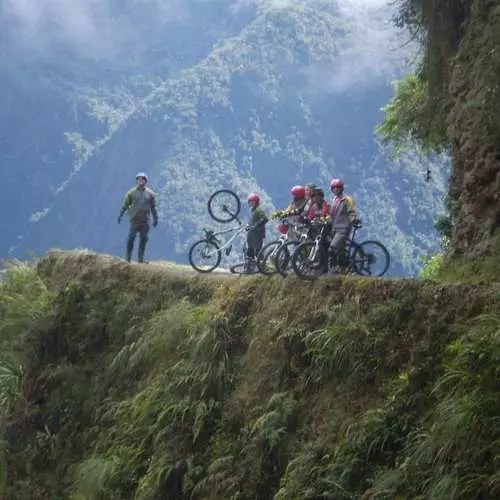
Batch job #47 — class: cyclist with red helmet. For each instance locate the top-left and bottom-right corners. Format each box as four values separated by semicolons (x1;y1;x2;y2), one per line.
286;185;308;215
271;185;307;219
245;193;269;271
329;178;356;267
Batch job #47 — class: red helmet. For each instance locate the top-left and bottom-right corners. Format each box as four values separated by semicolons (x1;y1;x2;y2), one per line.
291;185;306;199
278;223;288;234
247;193;260;204
330;178;344;190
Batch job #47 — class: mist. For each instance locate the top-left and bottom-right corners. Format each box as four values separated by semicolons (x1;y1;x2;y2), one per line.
303;0;416;94
1;0;414;91
1;0;190;59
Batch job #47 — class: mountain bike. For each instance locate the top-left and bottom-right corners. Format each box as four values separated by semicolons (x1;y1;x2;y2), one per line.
256;218;310;275
256;218;292;275
188;189;245;273
291;218;390;280
273;221;319;276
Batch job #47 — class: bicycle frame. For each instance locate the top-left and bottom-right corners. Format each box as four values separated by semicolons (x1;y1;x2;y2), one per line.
307;223;330;262
201;224;246;257
344;224;361;255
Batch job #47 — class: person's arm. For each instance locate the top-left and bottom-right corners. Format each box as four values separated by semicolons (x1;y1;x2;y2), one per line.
118;189;134;220
150;191;159;227
346;196;356;223
248;209;268;230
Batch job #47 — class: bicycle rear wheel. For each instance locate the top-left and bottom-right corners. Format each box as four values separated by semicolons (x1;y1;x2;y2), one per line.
352;240;390;277
188;239;222;273
257;240;283;275
207;189;241;223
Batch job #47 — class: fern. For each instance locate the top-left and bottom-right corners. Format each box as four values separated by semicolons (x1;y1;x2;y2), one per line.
0;353;21;417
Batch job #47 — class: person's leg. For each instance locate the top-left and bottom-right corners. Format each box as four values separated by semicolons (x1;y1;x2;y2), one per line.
247;237;263;271
254;238;264;257
245;233;256;271
138;224;150;263
126;226;137;262
329;230;348;268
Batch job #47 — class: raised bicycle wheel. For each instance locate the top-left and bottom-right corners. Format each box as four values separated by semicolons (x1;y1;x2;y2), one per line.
274;240;299;276
188;239;222;273
352;240;390;277
291;241;328;280
207;189;241;223
256;240;283;275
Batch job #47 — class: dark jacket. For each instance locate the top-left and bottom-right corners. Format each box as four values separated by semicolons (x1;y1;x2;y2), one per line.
247;206;268;240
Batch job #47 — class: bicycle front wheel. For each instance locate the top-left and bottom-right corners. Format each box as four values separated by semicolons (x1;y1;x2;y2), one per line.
291;241;327;280
275;240;299;276
352;240;390;277
257;240;283;275
188;239;222;273
207;189;241;223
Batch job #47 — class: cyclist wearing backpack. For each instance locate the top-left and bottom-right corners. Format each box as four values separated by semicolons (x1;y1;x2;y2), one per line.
245;193;269;271
329;178;356;267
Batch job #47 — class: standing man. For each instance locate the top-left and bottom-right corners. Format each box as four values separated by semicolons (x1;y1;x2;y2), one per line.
118;172;158;263
329;178;356;268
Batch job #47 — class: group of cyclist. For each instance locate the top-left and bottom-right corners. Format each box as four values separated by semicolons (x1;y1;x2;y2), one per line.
244;179;356;272
118;172;356;272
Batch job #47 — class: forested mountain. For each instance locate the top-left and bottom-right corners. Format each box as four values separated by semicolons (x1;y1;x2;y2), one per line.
1;0;449;275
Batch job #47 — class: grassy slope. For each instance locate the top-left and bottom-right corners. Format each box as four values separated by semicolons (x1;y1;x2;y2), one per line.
2;250;500;499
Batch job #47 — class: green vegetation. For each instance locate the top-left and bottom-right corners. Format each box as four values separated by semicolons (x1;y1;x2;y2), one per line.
376;72;448;156
377;0;468;155
1;250;500;499
377;0;500;259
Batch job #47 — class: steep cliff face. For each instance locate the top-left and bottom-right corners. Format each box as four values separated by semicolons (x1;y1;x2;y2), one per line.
393;0;500;258
2;251;500;499
447;1;500;256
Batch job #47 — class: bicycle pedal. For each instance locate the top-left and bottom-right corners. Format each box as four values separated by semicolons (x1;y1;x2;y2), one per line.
225;245;232;256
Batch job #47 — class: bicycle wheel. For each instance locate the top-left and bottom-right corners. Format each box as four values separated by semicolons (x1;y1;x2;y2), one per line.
188;239;222;273
291;241;327;280
230;262;260;275
256;240;283;275
275;240;299;276
207;189;241;223
352;240;390;277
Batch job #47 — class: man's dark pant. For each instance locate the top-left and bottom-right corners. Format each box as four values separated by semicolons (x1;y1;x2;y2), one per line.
329;228;350;267
246;233;264;270
126;223;149;263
